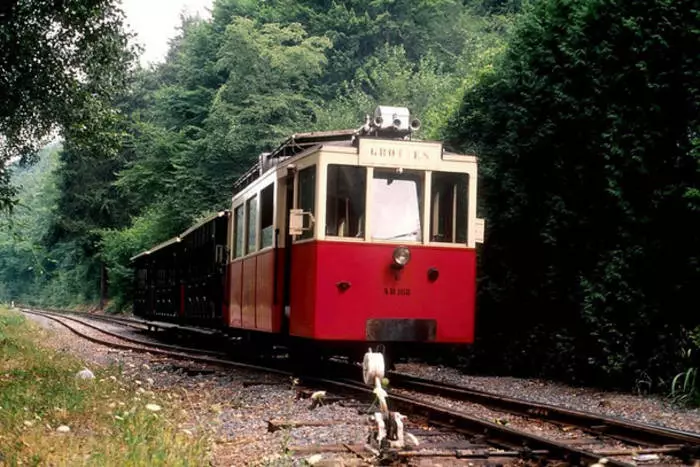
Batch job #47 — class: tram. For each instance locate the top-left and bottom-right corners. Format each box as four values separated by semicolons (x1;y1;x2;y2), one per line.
132;105;484;364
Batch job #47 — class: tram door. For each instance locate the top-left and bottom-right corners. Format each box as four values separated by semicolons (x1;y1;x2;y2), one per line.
281;174;294;335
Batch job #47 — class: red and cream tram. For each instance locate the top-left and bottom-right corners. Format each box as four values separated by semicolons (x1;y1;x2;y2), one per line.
132;106;484;363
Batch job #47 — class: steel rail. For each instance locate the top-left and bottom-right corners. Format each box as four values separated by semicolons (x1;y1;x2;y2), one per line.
388;371;700;459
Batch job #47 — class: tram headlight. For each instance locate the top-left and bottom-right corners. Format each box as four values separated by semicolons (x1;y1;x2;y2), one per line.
392;246;411;266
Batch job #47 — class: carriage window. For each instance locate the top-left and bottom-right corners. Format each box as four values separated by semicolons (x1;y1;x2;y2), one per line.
297;165;316;240
233;205;244;258
371;170;423;242
246;195;258;253
431;172;469;244
137;268;147;287
326;165;366;238
260;184;274;249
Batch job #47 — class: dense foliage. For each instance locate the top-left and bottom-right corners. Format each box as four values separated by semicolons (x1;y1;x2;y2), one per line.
0;145;61;302
1;0;698;395
0;0;136;211
447;0;700;391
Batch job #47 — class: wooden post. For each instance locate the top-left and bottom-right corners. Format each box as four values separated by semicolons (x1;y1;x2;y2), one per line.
99;262;108;310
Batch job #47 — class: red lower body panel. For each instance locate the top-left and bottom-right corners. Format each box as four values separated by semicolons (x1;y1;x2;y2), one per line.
289;241;476;343
227;249;282;332
228;261;243;327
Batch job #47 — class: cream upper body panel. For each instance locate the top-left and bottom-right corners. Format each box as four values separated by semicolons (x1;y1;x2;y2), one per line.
229;134;483;257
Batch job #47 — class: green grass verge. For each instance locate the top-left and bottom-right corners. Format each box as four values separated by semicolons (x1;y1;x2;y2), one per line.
0;306;208;466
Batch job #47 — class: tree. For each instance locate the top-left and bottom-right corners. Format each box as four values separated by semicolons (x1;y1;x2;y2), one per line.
210;17;331;156
449;0;700;387
0;0;136;210
0;144;61;303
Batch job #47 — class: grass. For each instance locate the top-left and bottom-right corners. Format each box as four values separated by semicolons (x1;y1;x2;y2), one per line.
0;306;209;466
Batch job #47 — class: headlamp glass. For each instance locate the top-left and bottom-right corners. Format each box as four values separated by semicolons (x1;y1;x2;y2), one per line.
392;246;411;266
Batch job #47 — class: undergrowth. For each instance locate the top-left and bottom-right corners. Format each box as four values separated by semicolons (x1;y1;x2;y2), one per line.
0;306;209;465
670;327;700;407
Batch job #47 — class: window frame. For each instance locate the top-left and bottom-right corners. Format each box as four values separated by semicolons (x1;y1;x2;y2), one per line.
245;194;258;255
232;203;245;259
429;171;470;245
259;183;275;250
293;163;318;243
230;170;279;260
368;168;426;245
324;164;367;240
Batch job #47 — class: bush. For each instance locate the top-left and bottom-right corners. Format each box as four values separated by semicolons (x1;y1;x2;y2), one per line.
449;0;700;390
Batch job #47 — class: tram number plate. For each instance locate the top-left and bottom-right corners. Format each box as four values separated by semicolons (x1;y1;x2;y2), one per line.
384;287;411;296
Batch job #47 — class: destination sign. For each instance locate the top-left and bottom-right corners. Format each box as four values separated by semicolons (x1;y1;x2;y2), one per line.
358;138;443;168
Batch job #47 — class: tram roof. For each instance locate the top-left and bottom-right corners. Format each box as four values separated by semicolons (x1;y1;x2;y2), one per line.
130;210;230;262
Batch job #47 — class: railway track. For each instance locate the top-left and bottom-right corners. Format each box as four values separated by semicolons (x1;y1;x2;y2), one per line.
19;305;202;334
21;308;228;358
20;308;286;376
19;307;700;466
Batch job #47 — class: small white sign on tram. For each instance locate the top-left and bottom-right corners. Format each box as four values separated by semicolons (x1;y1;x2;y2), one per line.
289;208;315;236
474;218;485;244
358;138;443;169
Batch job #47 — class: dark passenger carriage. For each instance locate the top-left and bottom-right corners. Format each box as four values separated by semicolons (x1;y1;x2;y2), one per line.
179;211;230;327
132;237;180;321
131;211;230;326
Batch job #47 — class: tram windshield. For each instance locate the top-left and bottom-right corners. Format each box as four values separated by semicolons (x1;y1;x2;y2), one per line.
370;170;423;242
322;165;469;244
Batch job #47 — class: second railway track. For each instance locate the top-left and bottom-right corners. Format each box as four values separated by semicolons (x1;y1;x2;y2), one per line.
386;372;700;460
21;308;229;358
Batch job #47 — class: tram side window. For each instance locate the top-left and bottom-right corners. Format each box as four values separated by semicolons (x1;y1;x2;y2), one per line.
326;165;366;238
260;184;274;249
233;205;244;258
430;172;469;244
297;165;316;240
246;195;258;253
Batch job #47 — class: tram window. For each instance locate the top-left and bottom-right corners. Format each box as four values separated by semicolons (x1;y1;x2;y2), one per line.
430;172;469;244
233;205;244;258
326;165;366;238
371;170;423;242
298;165;316;240
246;195;258;253
260;184;274;249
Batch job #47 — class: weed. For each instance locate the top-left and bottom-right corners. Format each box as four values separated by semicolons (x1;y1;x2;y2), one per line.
0;307;209;466
669;327;700;406
670;349;700;406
